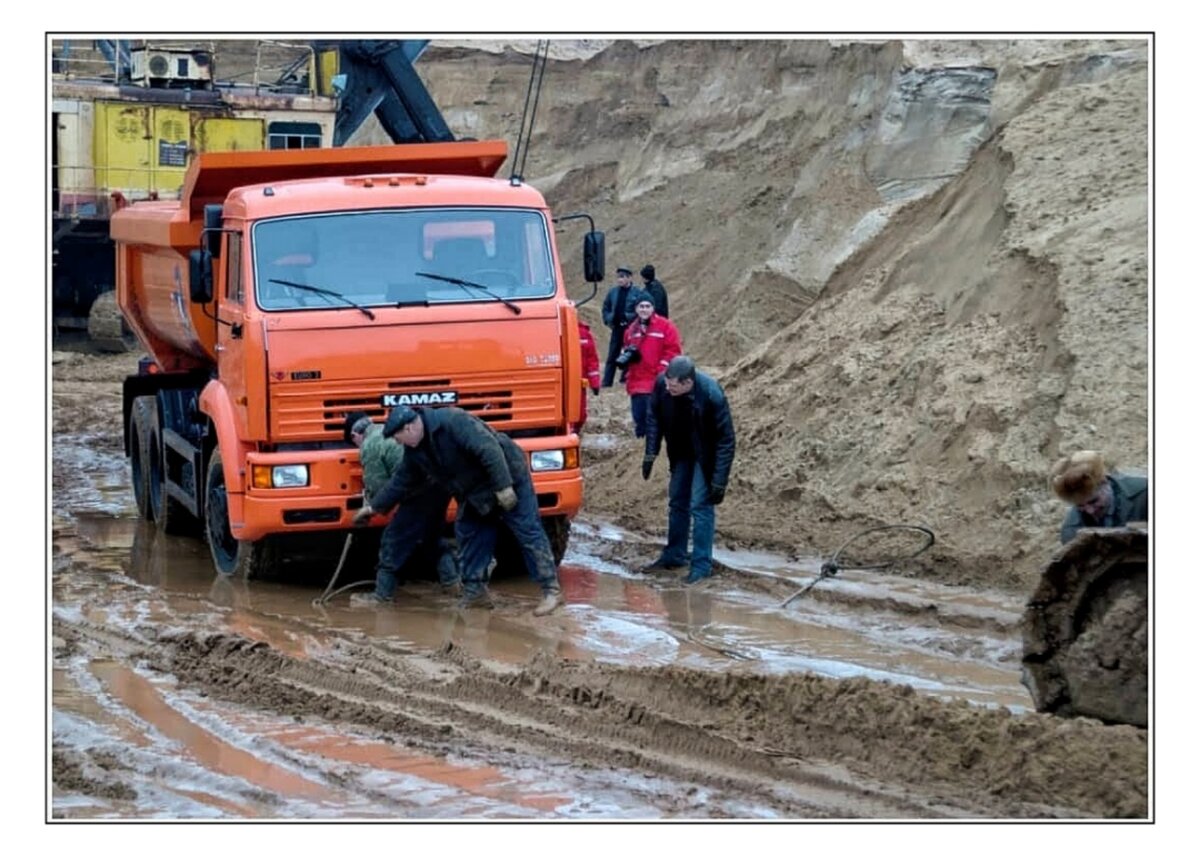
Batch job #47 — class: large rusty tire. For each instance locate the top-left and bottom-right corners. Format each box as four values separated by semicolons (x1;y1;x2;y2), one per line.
87;290;138;352
1021;527;1148;727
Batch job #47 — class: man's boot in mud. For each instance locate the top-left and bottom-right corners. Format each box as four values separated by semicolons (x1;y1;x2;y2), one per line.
533;586;563;616
457;588;494;610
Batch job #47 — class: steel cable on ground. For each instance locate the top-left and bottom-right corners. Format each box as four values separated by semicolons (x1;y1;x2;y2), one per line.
313;532;373;606
780;524;935;608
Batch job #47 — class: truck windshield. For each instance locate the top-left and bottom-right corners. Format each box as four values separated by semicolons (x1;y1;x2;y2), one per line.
252;208;556;311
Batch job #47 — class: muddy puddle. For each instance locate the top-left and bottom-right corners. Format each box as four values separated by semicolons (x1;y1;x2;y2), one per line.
52;436;1145;819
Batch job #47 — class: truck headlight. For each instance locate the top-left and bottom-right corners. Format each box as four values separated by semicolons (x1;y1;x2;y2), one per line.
252;464;310;488
530;450;565;472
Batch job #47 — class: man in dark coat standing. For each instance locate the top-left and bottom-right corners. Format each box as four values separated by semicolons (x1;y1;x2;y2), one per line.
357;405;563;615
601;266;641;387
641;356;736;583
639;264;669;318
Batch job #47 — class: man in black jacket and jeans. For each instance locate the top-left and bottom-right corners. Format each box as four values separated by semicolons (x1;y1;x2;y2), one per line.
641;356;736;583
639;264;669;319
601;267;641;387
356;405;563;615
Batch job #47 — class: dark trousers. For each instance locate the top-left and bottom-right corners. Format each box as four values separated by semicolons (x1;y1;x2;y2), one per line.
374;493;457;599
602;325;627;387
630;393;651;438
660;458;716;577
456;471;559;596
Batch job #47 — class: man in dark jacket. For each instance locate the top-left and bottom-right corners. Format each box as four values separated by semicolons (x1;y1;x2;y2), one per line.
1050;450;1149;544
343;411;459;606
641;356;736;583
639;264;669;318
357;406;563;615
601;267;642;387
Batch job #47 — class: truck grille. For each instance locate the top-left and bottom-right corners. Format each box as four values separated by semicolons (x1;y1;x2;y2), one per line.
269;370;563;441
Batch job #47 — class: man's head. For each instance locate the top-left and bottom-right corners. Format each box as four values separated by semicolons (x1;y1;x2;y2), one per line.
640;264;656;282
616;267;632;285
1050;450;1112;516
664;355;696;396
382;405;424;447
343;410;372;447
634;295;655;321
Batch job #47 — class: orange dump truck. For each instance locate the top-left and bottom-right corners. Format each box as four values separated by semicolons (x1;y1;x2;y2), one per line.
112;141;604;577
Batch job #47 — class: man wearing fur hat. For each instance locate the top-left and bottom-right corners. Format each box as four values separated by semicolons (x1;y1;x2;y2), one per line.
1049;450;1148;544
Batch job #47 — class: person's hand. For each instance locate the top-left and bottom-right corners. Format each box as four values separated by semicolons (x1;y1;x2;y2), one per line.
708;484;726;506
352;505;374;527
642;455;655;480
496;486;518;512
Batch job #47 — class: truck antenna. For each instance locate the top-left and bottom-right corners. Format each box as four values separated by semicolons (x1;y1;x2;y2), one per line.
510;40;550;185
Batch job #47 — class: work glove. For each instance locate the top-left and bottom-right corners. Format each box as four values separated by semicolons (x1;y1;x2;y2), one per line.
495;486;518;512
708;484;726;506
642;455;655;480
352;505;374;527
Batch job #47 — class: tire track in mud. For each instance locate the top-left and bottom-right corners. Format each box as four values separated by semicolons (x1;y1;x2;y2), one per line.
55;597;1146;818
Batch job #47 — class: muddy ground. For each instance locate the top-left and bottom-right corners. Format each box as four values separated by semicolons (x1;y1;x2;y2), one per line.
48;350;1146;820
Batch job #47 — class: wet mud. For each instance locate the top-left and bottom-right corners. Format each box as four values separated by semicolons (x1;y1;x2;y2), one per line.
49;353;1147;819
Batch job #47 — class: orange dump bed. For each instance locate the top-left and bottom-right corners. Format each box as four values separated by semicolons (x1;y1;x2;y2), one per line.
111;141;510;370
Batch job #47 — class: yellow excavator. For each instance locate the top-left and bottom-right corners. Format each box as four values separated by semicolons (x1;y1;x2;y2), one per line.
52;38;445;350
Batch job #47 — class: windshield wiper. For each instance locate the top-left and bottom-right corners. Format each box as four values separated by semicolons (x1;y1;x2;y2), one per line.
267;279;376;320
416;272;521;315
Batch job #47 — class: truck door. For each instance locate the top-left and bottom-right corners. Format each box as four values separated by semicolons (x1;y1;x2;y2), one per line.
216;231;252;438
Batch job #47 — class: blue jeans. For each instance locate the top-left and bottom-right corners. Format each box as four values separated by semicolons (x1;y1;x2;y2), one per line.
456;472;559;597
662;458;715;577
630;393;651;438
374;494;456;599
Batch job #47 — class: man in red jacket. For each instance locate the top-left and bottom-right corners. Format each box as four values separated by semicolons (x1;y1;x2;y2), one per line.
621;295;682;438
575;319;601;433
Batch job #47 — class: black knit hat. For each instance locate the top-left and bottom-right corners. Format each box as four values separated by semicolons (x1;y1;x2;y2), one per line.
382;405;420;438
640;264;655;280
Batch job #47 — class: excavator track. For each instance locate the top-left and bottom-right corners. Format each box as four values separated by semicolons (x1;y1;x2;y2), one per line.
86;290;138;353
1020;526;1148;727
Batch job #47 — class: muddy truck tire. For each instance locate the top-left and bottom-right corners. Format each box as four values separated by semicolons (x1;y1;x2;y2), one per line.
1020;526;1148;727
86;290;138;352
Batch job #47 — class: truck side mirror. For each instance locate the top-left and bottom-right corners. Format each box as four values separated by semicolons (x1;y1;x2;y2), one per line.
583;231;605;283
189;249;214;303
203;204;223;257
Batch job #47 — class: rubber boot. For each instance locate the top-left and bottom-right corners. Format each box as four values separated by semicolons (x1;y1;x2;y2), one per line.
533;586;563;616
457;588;494;610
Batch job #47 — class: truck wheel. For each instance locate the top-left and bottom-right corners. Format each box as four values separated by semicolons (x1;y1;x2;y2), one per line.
1021;527;1148;727
544;515;571;566
147;403;195;535
205;449;276;578
128;397;155;520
